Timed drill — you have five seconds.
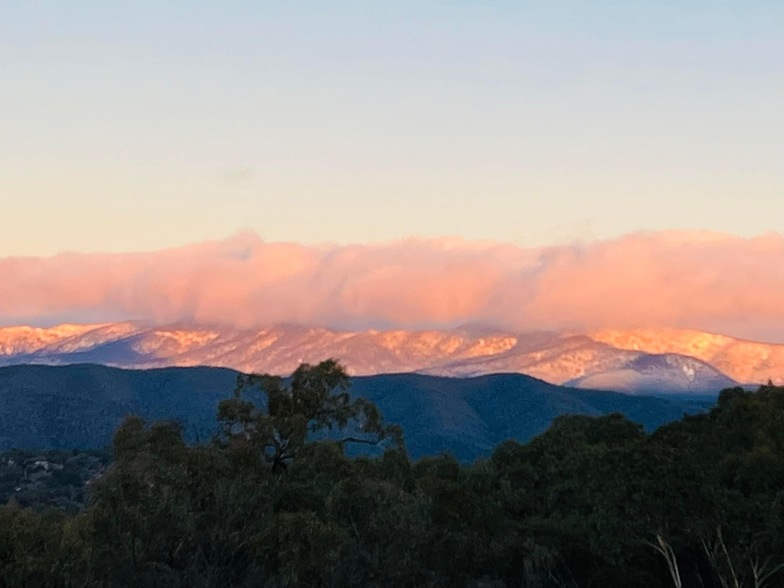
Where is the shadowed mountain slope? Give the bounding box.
[0,364,714,460]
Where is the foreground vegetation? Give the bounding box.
[1,360,783,587]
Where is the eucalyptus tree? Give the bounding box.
[217,359,403,472]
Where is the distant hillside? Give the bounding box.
[0,364,237,450]
[0,322,756,393]
[0,364,714,460]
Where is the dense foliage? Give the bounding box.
[0,449,109,513]
[1,362,782,587]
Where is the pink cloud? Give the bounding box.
[2,230,783,340]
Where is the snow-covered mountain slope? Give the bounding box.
[0,322,766,394]
[591,328,784,385]
[565,353,735,394]
[419,335,735,393]
[0,324,106,355]
[0,323,518,376]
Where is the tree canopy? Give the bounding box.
[1,361,783,587]
[217,359,402,472]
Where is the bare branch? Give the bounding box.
[647,534,682,588]
[337,436,383,446]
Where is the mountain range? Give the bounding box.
[0,322,781,393]
[0,364,713,460]
[2,322,781,393]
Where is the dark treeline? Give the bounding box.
[1,360,783,587]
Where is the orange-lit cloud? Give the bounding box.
[2,230,783,340]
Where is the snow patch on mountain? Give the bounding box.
[591,328,784,385]
[0,322,773,394]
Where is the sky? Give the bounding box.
[3,2,784,340]
[2,1,783,256]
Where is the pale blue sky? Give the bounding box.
[2,1,782,255]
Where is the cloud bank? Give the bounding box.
[3,230,784,340]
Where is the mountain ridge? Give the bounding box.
[0,363,714,460]
[0,322,777,392]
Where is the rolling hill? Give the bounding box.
[0,364,714,460]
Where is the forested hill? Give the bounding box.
[1,373,783,586]
[0,364,712,459]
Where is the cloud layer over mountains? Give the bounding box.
[3,230,783,340]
